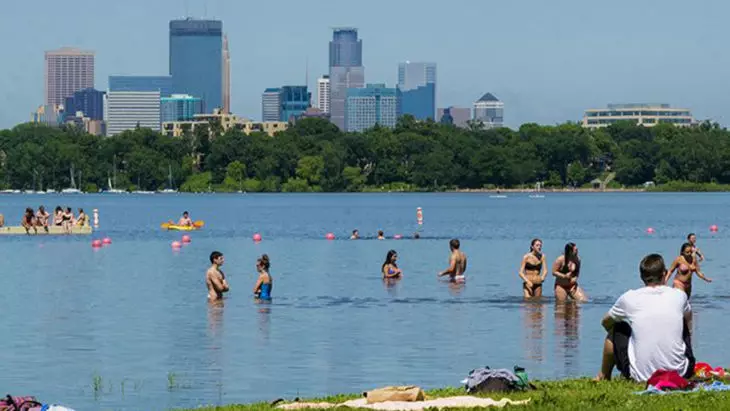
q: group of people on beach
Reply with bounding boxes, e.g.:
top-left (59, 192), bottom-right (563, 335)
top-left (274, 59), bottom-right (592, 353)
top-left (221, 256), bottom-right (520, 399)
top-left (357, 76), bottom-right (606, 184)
top-left (20, 206), bottom-right (88, 234)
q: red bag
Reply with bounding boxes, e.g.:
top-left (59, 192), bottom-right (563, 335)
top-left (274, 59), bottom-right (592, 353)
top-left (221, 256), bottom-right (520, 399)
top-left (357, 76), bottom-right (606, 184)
top-left (647, 370), bottom-right (690, 390)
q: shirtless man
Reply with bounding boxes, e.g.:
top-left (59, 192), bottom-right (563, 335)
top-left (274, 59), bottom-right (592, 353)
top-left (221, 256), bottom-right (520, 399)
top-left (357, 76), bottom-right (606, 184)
top-left (178, 211), bottom-right (193, 227)
top-left (36, 206), bottom-right (50, 233)
top-left (438, 239), bottom-right (467, 282)
top-left (206, 251), bottom-right (230, 302)
top-left (687, 233), bottom-right (704, 263)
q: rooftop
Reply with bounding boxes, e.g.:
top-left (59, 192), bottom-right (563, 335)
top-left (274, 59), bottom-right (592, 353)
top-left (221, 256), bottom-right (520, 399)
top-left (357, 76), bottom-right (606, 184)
top-left (477, 92), bottom-right (500, 102)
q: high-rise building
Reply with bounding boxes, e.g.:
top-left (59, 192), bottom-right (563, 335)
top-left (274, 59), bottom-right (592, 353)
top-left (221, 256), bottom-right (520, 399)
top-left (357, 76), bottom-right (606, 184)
top-left (31, 104), bottom-right (65, 126)
top-left (262, 88), bottom-right (282, 122)
top-left (108, 75), bottom-right (173, 96)
top-left (473, 93), bottom-right (504, 129)
top-left (317, 75), bottom-right (330, 114)
top-left (64, 88), bottom-right (105, 121)
top-left (161, 94), bottom-right (204, 122)
top-left (222, 34), bottom-right (231, 113)
top-left (397, 62), bottom-right (436, 120)
top-left (44, 48), bottom-right (95, 107)
top-left (329, 28), bottom-right (365, 130)
top-left (345, 83), bottom-right (401, 132)
top-left (280, 86), bottom-right (311, 122)
top-left (169, 18), bottom-right (223, 112)
top-left (437, 107), bottom-right (471, 128)
top-left (106, 91), bottom-right (161, 136)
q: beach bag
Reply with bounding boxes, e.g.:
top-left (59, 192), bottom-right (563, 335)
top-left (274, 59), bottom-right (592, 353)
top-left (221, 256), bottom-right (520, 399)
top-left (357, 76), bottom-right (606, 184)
top-left (464, 366), bottom-right (534, 394)
top-left (364, 386), bottom-right (425, 404)
top-left (0, 395), bottom-right (42, 411)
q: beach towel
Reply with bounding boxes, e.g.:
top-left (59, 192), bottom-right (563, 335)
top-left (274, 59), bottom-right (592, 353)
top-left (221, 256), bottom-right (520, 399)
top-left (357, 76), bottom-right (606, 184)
top-left (277, 396), bottom-right (530, 410)
top-left (365, 386), bottom-right (424, 404)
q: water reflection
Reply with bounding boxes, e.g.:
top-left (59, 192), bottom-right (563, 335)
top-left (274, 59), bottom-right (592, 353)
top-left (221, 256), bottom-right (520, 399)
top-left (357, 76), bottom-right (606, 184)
top-left (554, 302), bottom-right (581, 376)
top-left (255, 300), bottom-right (272, 341)
top-left (207, 300), bottom-right (225, 337)
top-left (383, 278), bottom-right (400, 296)
top-left (521, 301), bottom-right (545, 362)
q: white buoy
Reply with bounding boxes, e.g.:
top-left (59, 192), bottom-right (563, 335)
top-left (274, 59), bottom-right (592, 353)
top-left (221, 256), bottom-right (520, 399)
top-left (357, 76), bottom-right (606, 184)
top-left (93, 209), bottom-right (99, 228)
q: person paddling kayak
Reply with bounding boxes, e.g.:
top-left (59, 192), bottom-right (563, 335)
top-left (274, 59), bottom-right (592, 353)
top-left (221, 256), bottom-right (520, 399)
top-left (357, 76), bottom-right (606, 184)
top-left (178, 211), bottom-right (193, 227)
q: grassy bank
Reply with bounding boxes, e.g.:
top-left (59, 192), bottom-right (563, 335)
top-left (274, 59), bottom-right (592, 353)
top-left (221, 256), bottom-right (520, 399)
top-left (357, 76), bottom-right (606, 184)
top-left (177, 379), bottom-right (730, 411)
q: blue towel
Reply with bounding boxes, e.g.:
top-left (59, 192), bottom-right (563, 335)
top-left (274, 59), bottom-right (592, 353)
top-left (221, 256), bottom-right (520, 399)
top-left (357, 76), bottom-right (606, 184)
top-left (635, 381), bottom-right (730, 395)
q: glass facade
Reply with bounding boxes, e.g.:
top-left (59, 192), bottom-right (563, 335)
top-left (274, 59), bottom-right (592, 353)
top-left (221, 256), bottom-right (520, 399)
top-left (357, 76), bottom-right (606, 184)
top-left (345, 83), bottom-right (401, 132)
top-left (109, 76), bottom-right (173, 96)
top-left (280, 86), bottom-right (311, 122)
top-left (161, 94), bottom-right (203, 122)
top-left (329, 28), bottom-right (365, 130)
top-left (169, 19), bottom-right (223, 112)
top-left (64, 88), bottom-right (105, 120)
top-left (397, 62), bottom-right (436, 120)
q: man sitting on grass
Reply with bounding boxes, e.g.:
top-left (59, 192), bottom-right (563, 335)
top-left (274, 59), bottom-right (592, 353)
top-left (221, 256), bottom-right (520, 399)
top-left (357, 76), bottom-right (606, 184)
top-left (597, 253), bottom-right (695, 382)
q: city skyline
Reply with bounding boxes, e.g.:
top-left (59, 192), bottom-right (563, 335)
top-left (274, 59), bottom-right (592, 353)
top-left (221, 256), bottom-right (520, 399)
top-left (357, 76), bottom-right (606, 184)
top-left (2, 0), bottom-right (729, 129)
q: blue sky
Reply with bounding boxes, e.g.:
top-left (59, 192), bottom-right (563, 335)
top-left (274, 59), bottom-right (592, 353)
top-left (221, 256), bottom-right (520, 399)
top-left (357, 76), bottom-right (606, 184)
top-left (2, 0), bottom-right (729, 129)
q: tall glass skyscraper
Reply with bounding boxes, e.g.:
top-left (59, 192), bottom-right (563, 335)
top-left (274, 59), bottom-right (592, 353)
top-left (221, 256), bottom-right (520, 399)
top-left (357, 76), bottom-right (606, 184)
top-left (280, 86), bottom-right (311, 122)
top-left (169, 19), bottom-right (223, 112)
top-left (345, 84), bottom-right (401, 132)
top-left (397, 62), bottom-right (436, 120)
top-left (329, 28), bottom-right (364, 130)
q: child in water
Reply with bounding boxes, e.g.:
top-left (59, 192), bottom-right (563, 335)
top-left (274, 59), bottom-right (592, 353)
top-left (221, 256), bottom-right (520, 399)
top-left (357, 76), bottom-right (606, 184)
top-left (253, 254), bottom-right (273, 300)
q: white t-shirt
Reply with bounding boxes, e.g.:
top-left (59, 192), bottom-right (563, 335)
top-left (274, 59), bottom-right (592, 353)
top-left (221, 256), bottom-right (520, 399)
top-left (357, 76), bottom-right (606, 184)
top-left (607, 285), bottom-right (691, 382)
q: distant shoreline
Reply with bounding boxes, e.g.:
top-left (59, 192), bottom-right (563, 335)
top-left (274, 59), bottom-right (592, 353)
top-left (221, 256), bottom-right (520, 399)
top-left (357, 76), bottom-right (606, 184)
top-left (451, 188), bottom-right (646, 193)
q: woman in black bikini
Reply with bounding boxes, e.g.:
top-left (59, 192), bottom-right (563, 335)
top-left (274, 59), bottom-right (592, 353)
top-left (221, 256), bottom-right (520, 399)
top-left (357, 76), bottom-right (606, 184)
top-left (21, 207), bottom-right (37, 234)
top-left (519, 238), bottom-right (548, 298)
top-left (552, 242), bottom-right (587, 302)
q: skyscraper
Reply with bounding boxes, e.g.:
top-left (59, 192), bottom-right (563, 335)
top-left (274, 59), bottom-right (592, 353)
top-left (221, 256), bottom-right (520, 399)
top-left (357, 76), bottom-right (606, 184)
top-left (345, 83), bottom-right (401, 132)
top-left (222, 34), bottom-right (231, 113)
top-left (169, 18), bottom-right (223, 112)
top-left (280, 86), bottom-right (311, 122)
top-left (262, 88), bottom-right (282, 122)
top-left (106, 91), bottom-right (161, 136)
top-left (317, 75), bottom-right (330, 114)
top-left (161, 94), bottom-right (204, 122)
top-left (397, 62), bottom-right (436, 120)
top-left (473, 93), bottom-right (504, 129)
top-left (329, 28), bottom-right (365, 130)
top-left (64, 88), bottom-right (105, 120)
top-left (44, 48), bottom-right (95, 107)
top-left (108, 75), bottom-right (173, 96)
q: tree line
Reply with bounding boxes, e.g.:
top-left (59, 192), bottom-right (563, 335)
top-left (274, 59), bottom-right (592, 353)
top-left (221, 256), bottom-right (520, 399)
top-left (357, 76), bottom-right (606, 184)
top-left (0, 116), bottom-right (727, 192)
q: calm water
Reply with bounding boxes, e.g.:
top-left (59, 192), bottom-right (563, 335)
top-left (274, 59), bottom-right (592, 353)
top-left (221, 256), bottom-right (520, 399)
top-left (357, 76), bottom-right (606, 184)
top-left (1, 193), bottom-right (729, 410)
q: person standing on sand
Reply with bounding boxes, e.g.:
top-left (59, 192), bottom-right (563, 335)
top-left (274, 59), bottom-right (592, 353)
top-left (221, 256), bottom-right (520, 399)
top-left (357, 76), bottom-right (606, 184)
top-left (206, 251), bottom-right (229, 302)
top-left (438, 239), bottom-right (467, 282)
top-left (596, 254), bottom-right (695, 382)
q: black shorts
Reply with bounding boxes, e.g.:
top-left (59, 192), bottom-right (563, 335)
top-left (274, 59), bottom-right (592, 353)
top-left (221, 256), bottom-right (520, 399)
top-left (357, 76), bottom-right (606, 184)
top-left (608, 321), bottom-right (695, 380)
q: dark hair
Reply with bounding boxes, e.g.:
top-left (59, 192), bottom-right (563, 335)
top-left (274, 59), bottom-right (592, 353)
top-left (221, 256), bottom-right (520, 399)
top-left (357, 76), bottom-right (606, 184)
top-left (25, 207), bottom-right (33, 214)
top-left (681, 242), bottom-right (693, 254)
top-left (563, 242), bottom-right (576, 263)
top-left (414, 232), bottom-right (420, 239)
top-left (183, 211), bottom-right (189, 216)
top-left (352, 229), bottom-right (358, 234)
top-left (55, 206), bottom-right (62, 213)
top-left (640, 254), bottom-right (666, 285)
top-left (39, 205), bottom-right (45, 211)
top-left (78, 208), bottom-right (84, 213)
top-left (66, 207), bottom-right (72, 213)
top-left (378, 230), bottom-right (384, 236)
top-left (687, 233), bottom-right (696, 240)
top-left (210, 251), bottom-right (223, 263)
top-left (449, 239), bottom-right (460, 250)
top-left (382, 250), bottom-right (398, 271)
top-left (530, 238), bottom-right (542, 252)
top-left (258, 254), bottom-right (270, 271)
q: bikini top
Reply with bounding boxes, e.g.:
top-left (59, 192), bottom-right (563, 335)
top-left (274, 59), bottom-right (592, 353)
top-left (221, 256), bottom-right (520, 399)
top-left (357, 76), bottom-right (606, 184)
top-left (525, 254), bottom-right (542, 271)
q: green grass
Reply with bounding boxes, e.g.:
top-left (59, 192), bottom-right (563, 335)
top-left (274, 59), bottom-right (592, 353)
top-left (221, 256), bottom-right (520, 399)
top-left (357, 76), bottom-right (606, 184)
top-left (174, 379), bottom-right (730, 411)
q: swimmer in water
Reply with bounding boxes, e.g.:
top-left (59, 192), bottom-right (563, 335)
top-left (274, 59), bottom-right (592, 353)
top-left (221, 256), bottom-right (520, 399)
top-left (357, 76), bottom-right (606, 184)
top-left (206, 251), bottom-right (230, 302)
top-left (438, 239), bottom-right (467, 282)
top-left (377, 230), bottom-right (385, 240)
top-left (687, 233), bottom-right (704, 262)
top-left (382, 250), bottom-right (402, 279)
top-left (21, 207), bottom-right (37, 234)
top-left (350, 229), bottom-right (360, 240)
top-left (664, 242), bottom-right (712, 298)
top-left (552, 242), bottom-right (587, 302)
top-left (413, 232), bottom-right (420, 239)
top-left (253, 254), bottom-right (273, 300)
top-left (520, 238), bottom-right (548, 298)
top-left (36, 206), bottom-right (50, 233)
top-left (178, 211), bottom-right (193, 227)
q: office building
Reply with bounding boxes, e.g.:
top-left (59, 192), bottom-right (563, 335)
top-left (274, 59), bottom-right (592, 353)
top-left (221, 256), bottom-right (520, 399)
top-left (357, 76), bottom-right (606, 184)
top-left (161, 94), bottom-right (204, 122)
top-left (65, 112), bottom-right (106, 136)
top-left (345, 83), bottom-right (401, 132)
top-left (64, 88), bottom-right (105, 121)
top-left (106, 91), bottom-right (161, 136)
top-left (329, 28), bottom-right (365, 130)
top-left (397, 62), bottom-right (436, 120)
top-left (108, 75), bottom-right (173, 96)
top-left (473, 92), bottom-right (504, 129)
top-left (222, 34), bottom-right (231, 113)
top-left (44, 48), bottom-right (95, 107)
top-left (162, 109), bottom-right (288, 138)
top-left (582, 104), bottom-right (694, 128)
top-left (262, 88), bottom-right (282, 122)
top-left (317, 75), bottom-right (330, 113)
top-left (280, 86), bottom-right (311, 122)
top-left (437, 107), bottom-right (471, 127)
top-left (31, 104), bottom-right (65, 126)
top-left (169, 18), bottom-right (223, 112)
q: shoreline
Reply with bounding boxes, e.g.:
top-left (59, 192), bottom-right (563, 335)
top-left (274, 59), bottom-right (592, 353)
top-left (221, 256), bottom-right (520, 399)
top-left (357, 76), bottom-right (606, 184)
top-left (176, 378), bottom-right (730, 411)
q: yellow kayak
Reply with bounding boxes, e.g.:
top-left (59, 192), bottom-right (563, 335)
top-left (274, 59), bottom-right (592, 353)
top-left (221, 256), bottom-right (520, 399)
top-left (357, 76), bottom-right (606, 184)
top-left (161, 220), bottom-right (204, 231)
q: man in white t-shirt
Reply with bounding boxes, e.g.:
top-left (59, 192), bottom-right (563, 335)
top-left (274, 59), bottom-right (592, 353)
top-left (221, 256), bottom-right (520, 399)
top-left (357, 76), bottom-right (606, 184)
top-left (596, 253), bottom-right (695, 382)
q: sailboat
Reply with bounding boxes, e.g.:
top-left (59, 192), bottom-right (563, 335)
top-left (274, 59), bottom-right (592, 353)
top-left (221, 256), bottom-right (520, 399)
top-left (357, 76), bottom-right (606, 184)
top-left (158, 164), bottom-right (178, 194)
top-left (61, 165), bottom-right (82, 194)
top-left (529, 182), bottom-right (545, 198)
top-left (105, 156), bottom-right (126, 193)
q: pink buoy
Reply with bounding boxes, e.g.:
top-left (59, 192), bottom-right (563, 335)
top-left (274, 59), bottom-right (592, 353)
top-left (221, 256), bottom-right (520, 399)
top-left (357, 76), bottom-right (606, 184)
top-left (253, 233), bottom-right (262, 242)
top-left (171, 241), bottom-right (182, 249)
top-left (710, 225), bottom-right (719, 233)
top-left (102, 237), bottom-right (112, 245)
top-left (394, 234), bottom-right (403, 240)
top-left (182, 235), bottom-right (191, 243)
top-left (326, 232), bottom-right (335, 240)
top-left (646, 227), bottom-right (655, 234)
top-left (91, 239), bottom-right (103, 248)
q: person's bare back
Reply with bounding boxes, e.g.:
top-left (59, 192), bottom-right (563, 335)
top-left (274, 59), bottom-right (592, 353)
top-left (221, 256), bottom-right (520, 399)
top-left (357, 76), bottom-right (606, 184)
top-left (439, 239), bottom-right (467, 281)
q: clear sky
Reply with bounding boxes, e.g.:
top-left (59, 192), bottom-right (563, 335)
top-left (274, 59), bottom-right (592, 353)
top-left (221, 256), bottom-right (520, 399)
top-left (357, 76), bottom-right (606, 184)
top-left (2, 0), bottom-right (729, 129)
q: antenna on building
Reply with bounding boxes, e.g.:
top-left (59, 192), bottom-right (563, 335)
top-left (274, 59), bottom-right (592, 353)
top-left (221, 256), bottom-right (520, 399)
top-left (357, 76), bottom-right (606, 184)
top-left (305, 57), bottom-right (309, 89)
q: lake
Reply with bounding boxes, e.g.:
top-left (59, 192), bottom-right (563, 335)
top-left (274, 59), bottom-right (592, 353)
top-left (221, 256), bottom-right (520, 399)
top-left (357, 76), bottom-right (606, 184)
top-left (0, 193), bottom-right (728, 410)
